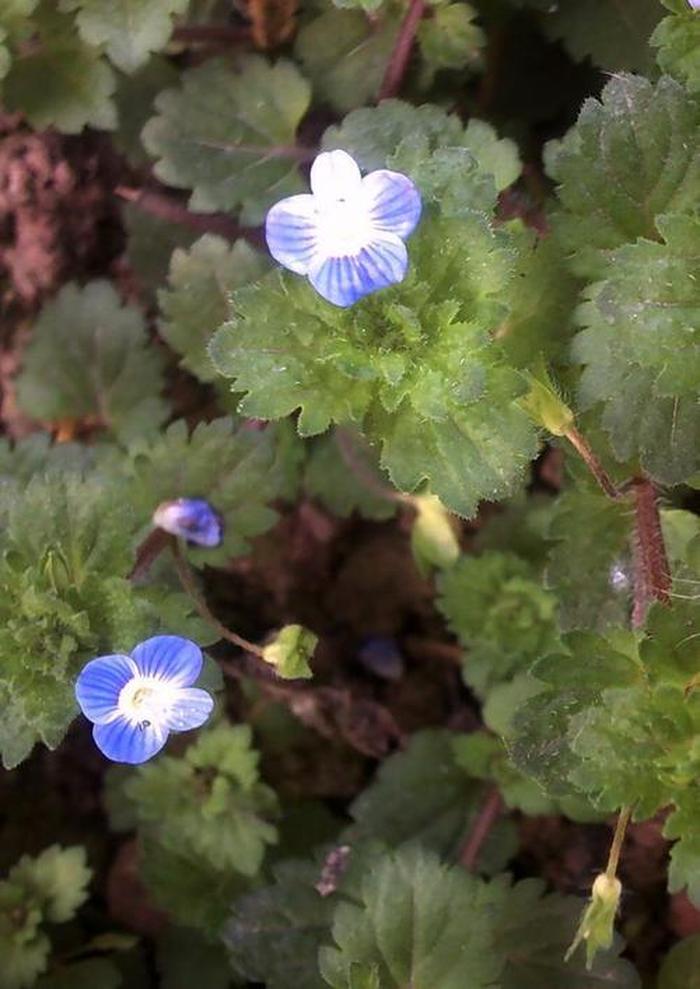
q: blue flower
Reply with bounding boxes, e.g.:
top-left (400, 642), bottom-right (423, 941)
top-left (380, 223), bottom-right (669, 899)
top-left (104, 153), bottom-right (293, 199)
top-left (153, 498), bottom-right (223, 547)
top-left (75, 636), bottom-right (214, 764)
top-left (265, 149), bottom-right (422, 308)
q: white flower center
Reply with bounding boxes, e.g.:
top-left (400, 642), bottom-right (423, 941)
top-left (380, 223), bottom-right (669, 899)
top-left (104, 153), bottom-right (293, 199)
top-left (118, 676), bottom-right (176, 729)
top-left (314, 195), bottom-right (375, 259)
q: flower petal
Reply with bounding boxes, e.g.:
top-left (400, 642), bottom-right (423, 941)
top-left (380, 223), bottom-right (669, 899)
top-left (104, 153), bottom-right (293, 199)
top-left (265, 194), bottom-right (319, 275)
top-left (153, 498), bottom-right (223, 548)
top-left (131, 636), bottom-right (203, 687)
top-left (165, 687), bottom-right (214, 733)
top-left (75, 655), bottom-right (137, 725)
top-left (93, 717), bottom-right (169, 764)
top-left (308, 233), bottom-right (407, 307)
top-left (362, 169), bottom-right (422, 240)
top-left (310, 150), bottom-right (362, 202)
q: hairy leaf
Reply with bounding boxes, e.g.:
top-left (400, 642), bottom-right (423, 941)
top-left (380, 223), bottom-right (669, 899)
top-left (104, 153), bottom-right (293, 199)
top-left (304, 433), bottom-right (397, 521)
top-left (546, 74), bottom-right (700, 279)
top-left (573, 213), bottom-right (700, 484)
top-left (16, 281), bottom-right (168, 443)
top-left (142, 56), bottom-right (311, 224)
top-left (657, 934), bottom-right (700, 989)
top-left (62, 0), bottom-right (189, 73)
top-left (416, 3), bottom-right (484, 87)
top-left (159, 235), bottom-right (268, 383)
top-left (652, 0), bottom-right (700, 95)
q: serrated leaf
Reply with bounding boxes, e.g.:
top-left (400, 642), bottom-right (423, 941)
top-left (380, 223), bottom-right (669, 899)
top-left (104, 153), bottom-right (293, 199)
top-left (122, 202), bottom-right (197, 295)
top-left (225, 859), bottom-right (334, 989)
top-left (454, 731), bottom-right (557, 816)
top-left (546, 74), bottom-right (700, 280)
top-left (0, 0), bottom-right (39, 80)
top-left (436, 551), bottom-right (559, 696)
top-left (573, 213), bottom-right (700, 485)
top-left (319, 845), bottom-right (504, 989)
top-left (652, 0), bottom-right (700, 95)
top-left (16, 281), bottom-right (168, 444)
top-left (665, 788), bottom-right (700, 907)
top-left (535, 0), bottom-right (661, 74)
top-left (416, 2), bottom-right (484, 87)
top-left (262, 624), bottom-right (318, 679)
top-left (159, 235), bottom-right (269, 383)
top-left (544, 487), bottom-right (633, 632)
top-left (658, 934), bottom-right (700, 989)
top-left (36, 959), bottom-right (122, 989)
top-left (113, 55), bottom-right (180, 165)
top-left (304, 433), bottom-right (397, 521)
top-left (9, 846), bottom-right (91, 924)
top-left (2, 8), bottom-right (116, 132)
top-left (323, 102), bottom-right (520, 213)
top-left (494, 876), bottom-right (639, 988)
top-left (125, 417), bottom-right (298, 565)
top-left (210, 212), bottom-right (538, 518)
top-left (142, 56), bottom-right (311, 224)
top-left (157, 927), bottom-right (234, 989)
top-left (295, 5), bottom-right (400, 113)
top-left (62, 0), bottom-right (189, 73)
top-left (348, 730), bottom-right (517, 872)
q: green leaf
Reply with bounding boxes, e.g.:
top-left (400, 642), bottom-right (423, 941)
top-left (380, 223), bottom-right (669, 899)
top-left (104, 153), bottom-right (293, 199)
top-left (9, 845), bottom-right (91, 923)
top-left (535, 0), bottom-right (662, 74)
top-left (0, 433), bottom-right (95, 484)
top-left (210, 212), bottom-right (538, 518)
top-left (0, 0), bottom-right (38, 79)
top-left (544, 487), bottom-right (633, 632)
top-left (454, 731), bottom-right (557, 817)
top-left (304, 433), bottom-right (397, 521)
top-left (409, 494), bottom-right (460, 575)
top-left (573, 213), bottom-right (700, 485)
top-left (436, 551), bottom-right (559, 696)
top-left (122, 202), bottom-right (197, 295)
top-left (142, 56), bottom-right (311, 224)
top-left (157, 927), bottom-right (234, 989)
top-left (125, 417), bottom-right (299, 565)
top-left (262, 625), bottom-right (318, 679)
top-left (323, 101), bottom-right (520, 212)
top-left (348, 730), bottom-right (516, 871)
top-left (36, 959), bottom-right (122, 989)
top-left (113, 55), bottom-right (180, 165)
top-left (225, 859), bottom-right (335, 989)
top-left (295, 5), bottom-right (400, 113)
top-left (158, 235), bottom-right (269, 383)
top-left (665, 788), bottom-right (700, 907)
top-left (494, 876), bottom-right (639, 988)
top-left (416, 3), bottom-right (484, 87)
top-left (62, 0), bottom-right (189, 73)
top-left (658, 934), bottom-right (700, 989)
top-left (546, 74), bottom-right (700, 280)
top-left (2, 8), bottom-right (116, 132)
top-left (319, 845), bottom-right (504, 989)
top-left (0, 472), bottom-right (207, 767)
top-left (652, 0), bottom-right (700, 95)
top-left (16, 281), bottom-right (168, 443)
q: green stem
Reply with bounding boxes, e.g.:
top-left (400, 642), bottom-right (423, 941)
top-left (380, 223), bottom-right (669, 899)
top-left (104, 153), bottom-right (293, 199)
top-left (563, 426), bottom-right (619, 501)
top-left (605, 806), bottom-right (632, 881)
top-left (170, 539), bottom-right (264, 658)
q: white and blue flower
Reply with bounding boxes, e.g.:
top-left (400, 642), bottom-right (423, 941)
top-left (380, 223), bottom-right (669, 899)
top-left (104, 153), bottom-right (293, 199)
top-left (153, 498), bottom-right (223, 548)
top-left (265, 149), bottom-right (422, 308)
top-left (75, 636), bottom-right (214, 764)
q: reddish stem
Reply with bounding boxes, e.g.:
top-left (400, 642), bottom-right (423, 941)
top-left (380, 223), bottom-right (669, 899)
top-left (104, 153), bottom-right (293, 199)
top-left (459, 786), bottom-right (503, 871)
top-left (631, 477), bottom-right (671, 628)
top-left (128, 527), bottom-right (171, 582)
top-left (116, 185), bottom-right (261, 245)
top-left (564, 426), bottom-right (619, 501)
top-left (172, 24), bottom-right (252, 45)
top-left (378, 0), bottom-right (427, 101)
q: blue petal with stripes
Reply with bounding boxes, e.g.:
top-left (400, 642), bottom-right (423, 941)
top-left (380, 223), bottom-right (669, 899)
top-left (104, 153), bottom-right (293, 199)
top-left (93, 718), bottom-right (169, 764)
top-left (153, 498), bottom-right (223, 548)
top-left (74, 655), bottom-right (136, 724)
top-left (131, 635), bottom-right (202, 686)
top-left (265, 149), bottom-right (421, 308)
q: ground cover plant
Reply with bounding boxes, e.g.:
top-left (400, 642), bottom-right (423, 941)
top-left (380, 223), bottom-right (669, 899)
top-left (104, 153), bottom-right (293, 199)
top-left (0, 0), bottom-right (699, 985)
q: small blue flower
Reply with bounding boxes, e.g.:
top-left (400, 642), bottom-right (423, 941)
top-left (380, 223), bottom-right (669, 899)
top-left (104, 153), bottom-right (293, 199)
top-left (75, 636), bottom-right (214, 764)
top-left (265, 149), bottom-right (422, 308)
top-left (153, 498), bottom-right (223, 547)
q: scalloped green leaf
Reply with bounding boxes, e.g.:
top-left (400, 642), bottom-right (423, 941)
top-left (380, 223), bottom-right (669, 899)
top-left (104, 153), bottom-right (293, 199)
top-left (142, 56), bottom-right (311, 224)
top-left (16, 281), bottom-right (168, 443)
top-left (652, 0), bottom-right (700, 94)
top-left (546, 74), bottom-right (700, 280)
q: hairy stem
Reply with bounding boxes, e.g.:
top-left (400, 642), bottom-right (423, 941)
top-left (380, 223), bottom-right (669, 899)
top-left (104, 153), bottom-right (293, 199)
top-left (563, 426), bottom-right (619, 500)
top-left (605, 805), bottom-right (632, 881)
top-left (170, 539), bottom-right (265, 657)
top-left (631, 477), bottom-right (671, 628)
top-left (459, 786), bottom-right (503, 871)
top-left (378, 0), bottom-right (426, 101)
